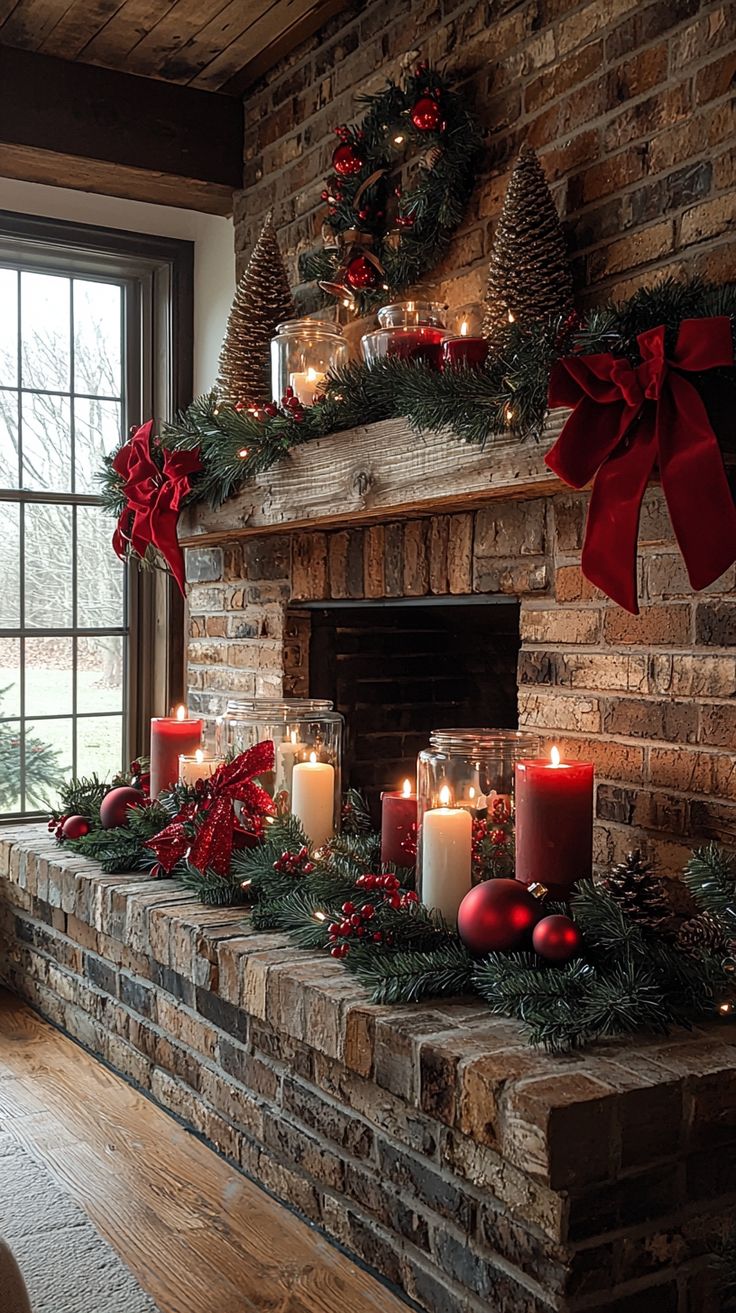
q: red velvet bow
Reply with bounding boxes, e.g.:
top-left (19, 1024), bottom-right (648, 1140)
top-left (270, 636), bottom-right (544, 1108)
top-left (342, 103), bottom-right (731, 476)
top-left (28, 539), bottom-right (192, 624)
top-left (112, 421), bottom-right (201, 595)
top-left (545, 318), bottom-right (736, 613)
top-left (147, 740), bottom-right (276, 877)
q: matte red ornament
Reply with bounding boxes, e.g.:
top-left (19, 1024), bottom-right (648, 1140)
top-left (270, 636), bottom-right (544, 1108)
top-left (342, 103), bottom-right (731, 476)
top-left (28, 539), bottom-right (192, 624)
top-left (457, 879), bottom-right (543, 955)
top-left (532, 914), bottom-right (582, 963)
top-left (332, 142), bottom-right (364, 177)
top-left (411, 96), bottom-right (441, 131)
top-left (100, 785), bottom-right (145, 829)
top-left (61, 814), bottom-right (91, 841)
top-left (345, 255), bottom-right (378, 289)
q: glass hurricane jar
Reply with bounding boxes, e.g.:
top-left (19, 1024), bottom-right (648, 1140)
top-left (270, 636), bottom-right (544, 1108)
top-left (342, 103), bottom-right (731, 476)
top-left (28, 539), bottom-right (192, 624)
top-left (361, 301), bottom-right (451, 370)
top-left (217, 698), bottom-right (344, 847)
top-left (416, 729), bottom-right (541, 923)
top-left (270, 318), bottom-right (349, 406)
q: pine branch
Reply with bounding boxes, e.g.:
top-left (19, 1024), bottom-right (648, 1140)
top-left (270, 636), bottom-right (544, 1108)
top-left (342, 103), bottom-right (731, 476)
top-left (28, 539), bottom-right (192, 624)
top-left (683, 844), bottom-right (736, 933)
top-left (347, 942), bottom-right (474, 1004)
top-left (181, 865), bottom-right (246, 907)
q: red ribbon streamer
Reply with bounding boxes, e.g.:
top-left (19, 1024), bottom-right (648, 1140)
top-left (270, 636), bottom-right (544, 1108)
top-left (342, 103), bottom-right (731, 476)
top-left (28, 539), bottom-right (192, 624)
top-left (112, 421), bottom-right (201, 595)
top-left (545, 317), bottom-right (736, 613)
top-left (147, 740), bottom-right (276, 877)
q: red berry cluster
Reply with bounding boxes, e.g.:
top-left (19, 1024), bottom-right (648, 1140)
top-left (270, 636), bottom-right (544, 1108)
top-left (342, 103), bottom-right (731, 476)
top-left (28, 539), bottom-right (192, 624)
top-left (48, 813), bottom-right (67, 842)
top-left (327, 900), bottom-right (380, 958)
top-left (280, 386), bottom-right (306, 423)
top-left (356, 870), bottom-right (419, 910)
top-left (273, 845), bottom-right (315, 877)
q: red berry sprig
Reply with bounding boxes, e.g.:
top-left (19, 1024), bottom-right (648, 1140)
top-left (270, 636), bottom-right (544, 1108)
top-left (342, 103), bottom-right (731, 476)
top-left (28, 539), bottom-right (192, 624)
top-left (48, 813), bottom-right (68, 842)
top-left (327, 876), bottom-right (419, 958)
top-left (273, 845), bottom-right (315, 877)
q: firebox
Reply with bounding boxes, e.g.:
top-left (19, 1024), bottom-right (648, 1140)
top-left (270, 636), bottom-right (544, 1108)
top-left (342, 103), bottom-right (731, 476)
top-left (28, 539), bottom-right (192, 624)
top-left (289, 598), bottom-right (521, 816)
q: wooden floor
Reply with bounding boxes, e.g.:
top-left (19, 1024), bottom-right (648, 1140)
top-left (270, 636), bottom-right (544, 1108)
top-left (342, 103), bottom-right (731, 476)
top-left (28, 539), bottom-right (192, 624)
top-left (0, 990), bottom-right (409, 1313)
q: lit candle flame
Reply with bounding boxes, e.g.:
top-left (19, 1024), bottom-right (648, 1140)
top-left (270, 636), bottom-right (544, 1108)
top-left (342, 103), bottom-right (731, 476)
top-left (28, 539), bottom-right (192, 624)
top-left (195, 748), bottom-right (204, 764)
top-left (306, 367), bottom-right (318, 382)
top-left (402, 778), bottom-right (412, 797)
top-left (175, 704), bottom-right (186, 721)
top-left (550, 745), bottom-right (561, 767)
top-left (439, 784), bottom-right (452, 807)
top-left (309, 751), bottom-right (317, 765)
top-left (460, 320), bottom-right (468, 337)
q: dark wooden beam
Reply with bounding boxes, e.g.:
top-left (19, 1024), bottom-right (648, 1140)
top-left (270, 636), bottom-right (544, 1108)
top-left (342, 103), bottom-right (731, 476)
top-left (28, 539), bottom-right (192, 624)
top-left (0, 45), bottom-right (243, 213)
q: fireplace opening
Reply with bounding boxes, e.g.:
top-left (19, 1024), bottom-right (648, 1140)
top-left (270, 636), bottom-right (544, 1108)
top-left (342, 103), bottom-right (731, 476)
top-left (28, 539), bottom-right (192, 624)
top-left (288, 598), bottom-right (521, 816)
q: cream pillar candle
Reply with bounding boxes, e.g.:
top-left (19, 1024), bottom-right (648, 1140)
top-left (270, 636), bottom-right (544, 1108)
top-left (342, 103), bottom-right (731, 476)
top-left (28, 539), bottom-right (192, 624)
top-left (276, 729), bottom-right (301, 799)
top-left (289, 366), bottom-right (325, 407)
top-left (179, 748), bottom-right (222, 788)
top-left (291, 751), bottom-right (335, 847)
top-left (421, 785), bottom-right (473, 923)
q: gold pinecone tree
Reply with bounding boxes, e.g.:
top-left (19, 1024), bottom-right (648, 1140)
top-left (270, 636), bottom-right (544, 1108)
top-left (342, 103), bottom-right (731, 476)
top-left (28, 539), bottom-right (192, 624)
top-left (482, 143), bottom-right (574, 348)
top-left (217, 212), bottom-right (295, 408)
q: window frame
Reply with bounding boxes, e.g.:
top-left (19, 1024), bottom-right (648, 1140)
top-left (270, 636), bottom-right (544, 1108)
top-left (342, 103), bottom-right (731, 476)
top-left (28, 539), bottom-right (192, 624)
top-left (0, 209), bottom-right (193, 821)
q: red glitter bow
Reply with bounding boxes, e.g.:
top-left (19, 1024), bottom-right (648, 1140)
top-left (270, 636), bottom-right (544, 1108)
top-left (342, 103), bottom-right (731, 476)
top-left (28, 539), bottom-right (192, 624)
top-left (545, 317), bottom-right (736, 614)
top-left (112, 420), bottom-right (201, 595)
top-left (147, 740), bottom-right (276, 877)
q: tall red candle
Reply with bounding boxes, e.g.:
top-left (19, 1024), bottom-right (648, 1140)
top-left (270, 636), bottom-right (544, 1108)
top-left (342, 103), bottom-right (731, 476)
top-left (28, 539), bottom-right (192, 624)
top-left (381, 780), bottom-right (417, 868)
top-left (515, 747), bottom-right (594, 897)
top-left (150, 707), bottom-right (204, 798)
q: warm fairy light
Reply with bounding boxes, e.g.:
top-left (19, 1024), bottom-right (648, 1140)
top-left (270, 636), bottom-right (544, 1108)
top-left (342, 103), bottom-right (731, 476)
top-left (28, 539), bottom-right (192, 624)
top-left (468, 786), bottom-right (476, 800)
top-left (309, 751), bottom-right (318, 764)
top-left (550, 745), bottom-right (561, 768)
top-left (460, 320), bottom-right (468, 337)
top-left (195, 748), bottom-right (204, 764)
top-left (175, 704), bottom-right (186, 721)
top-left (720, 1001), bottom-right (732, 1014)
top-left (238, 448), bottom-right (249, 458)
top-left (504, 405), bottom-right (514, 423)
top-left (507, 309), bottom-right (515, 323)
top-left (393, 133), bottom-right (405, 145)
top-left (439, 784), bottom-right (452, 807)
top-left (313, 910), bottom-right (327, 922)
top-left (402, 778), bottom-right (412, 797)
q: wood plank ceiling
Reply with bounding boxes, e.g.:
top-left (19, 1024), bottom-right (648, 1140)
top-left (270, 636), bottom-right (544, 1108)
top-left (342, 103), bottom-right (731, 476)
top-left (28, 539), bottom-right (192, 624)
top-left (0, 0), bottom-right (346, 92)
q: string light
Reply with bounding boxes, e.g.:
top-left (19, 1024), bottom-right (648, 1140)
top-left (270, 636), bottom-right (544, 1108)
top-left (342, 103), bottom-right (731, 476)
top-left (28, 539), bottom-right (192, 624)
top-left (507, 309), bottom-right (515, 323)
top-left (313, 910), bottom-right (327, 922)
top-left (504, 404), bottom-right (514, 423)
top-left (393, 133), bottom-right (405, 145)
top-left (238, 448), bottom-right (249, 458)
top-left (719, 1001), bottom-right (732, 1014)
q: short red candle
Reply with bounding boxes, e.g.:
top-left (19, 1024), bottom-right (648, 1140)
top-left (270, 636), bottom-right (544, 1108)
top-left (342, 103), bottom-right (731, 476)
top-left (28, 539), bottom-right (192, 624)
top-left (384, 327), bottom-right (447, 370)
top-left (442, 337), bottom-right (488, 370)
top-left (150, 709), bottom-right (204, 798)
top-left (381, 783), bottom-right (418, 868)
top-left (514, 749), bottom-right (594, 898)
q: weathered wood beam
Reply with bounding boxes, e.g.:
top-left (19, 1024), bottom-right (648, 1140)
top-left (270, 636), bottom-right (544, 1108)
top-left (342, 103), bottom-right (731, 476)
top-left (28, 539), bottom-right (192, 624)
top-left (0, 46), bottom-right (243, 214)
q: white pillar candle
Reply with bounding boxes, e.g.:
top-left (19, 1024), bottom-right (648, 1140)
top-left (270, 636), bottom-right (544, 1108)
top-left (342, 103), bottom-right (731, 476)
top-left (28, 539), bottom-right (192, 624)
top-left (289, 366), bottom-right (325, 406)
top-left (178, 748), bottom-right (222, 788)
top-left (421, 785), bottom-right (473, 923)
top-left (291, 751), bottom-right (335, 847)
top-left (276, 729), bottom-right (301, 799)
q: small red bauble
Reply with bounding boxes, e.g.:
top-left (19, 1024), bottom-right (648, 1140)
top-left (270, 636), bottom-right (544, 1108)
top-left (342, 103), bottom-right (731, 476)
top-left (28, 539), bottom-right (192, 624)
top-left (411, 96), bottom-right (441, 132)
top-left (99, 785), bottom-right (145, 830)
top-left (345, 255), bottom-right (377, 289)
top-left (332, 142), bottom-right (364, 177)
top-left (61, 814), bottom-right (90, 841)
top-left (457, 879), bottom-right (542, 955)
top-left (532, 914), bottom-right (582, 964)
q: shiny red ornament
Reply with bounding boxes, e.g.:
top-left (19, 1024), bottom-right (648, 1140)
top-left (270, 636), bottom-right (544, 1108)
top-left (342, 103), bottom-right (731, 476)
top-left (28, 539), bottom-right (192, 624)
top-left (345, 255), bottom-right (377, 289)
top-left (457, 879), bottom-right (542, 955)
top-left (411, 95), bottom-right (441, 131)
top-left (61, 814), bottom-right (90, 841)
top-left (100, 785), bottom-right (145, 829)
top-left (332, 142), bottom-right (364, 177)
top-left (532, 914), bottom-right (582, 963)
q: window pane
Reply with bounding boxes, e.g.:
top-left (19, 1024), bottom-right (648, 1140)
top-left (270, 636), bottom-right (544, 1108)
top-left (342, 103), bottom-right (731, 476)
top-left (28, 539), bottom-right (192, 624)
top-left (21, 272), bottom-right (70, 392)
top-left (77, 714), bottom-right (122, 780)
top-left (75, 397), bottom-right (122, 494)
top-left (22, 392), bottom-right (72, 492)
top-left (74, 280), bottom-right (122, 397)
top-left (25, 717), bottom-right (70, 810)
top-left (0, 390), bottom-right (19, 487)
top-left (77, 504), bottom-right (124, 627)
top-left (0, 639), bottom-right (21, 717)
top-left (0, 270), bottom-right (18, 387)
top-left (77, 635), bottom-right (123, 713)
top-left (25, 502), bottom-right (73, 628)
top-left (0, 720), bottom-right (22, 813)
top-left (25, 636), bottom-right (73, 717)
top-left (0, 502), bottom-right (20, 626)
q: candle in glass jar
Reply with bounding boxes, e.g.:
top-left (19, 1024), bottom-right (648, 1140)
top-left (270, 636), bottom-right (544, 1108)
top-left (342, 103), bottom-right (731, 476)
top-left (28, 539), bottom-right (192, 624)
top-left (276, 729), bottom-right (301, 798)
top-left (291, 751), bottom-right (335, 847)
top-left (515, 746), bottom-right (594, 897)
top-left (289, 366), bottom-right (325, 406)
top-left (381, 778), bottom-right (417, 868)
top-left (421, 785), bottom-right (473, 923)
top-left (150, 705), bottom-right (204, 798)
top-left (442, 319), bottom-right (489, 371)
top-left (179, 748), bottom-right (222, 788)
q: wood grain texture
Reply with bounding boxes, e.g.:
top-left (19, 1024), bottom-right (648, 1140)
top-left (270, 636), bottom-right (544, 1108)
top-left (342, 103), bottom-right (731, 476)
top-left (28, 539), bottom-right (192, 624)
top-left (178, 413), bottom-right (568, 546)
top-left (0, 991), bottom-right (408, 1313)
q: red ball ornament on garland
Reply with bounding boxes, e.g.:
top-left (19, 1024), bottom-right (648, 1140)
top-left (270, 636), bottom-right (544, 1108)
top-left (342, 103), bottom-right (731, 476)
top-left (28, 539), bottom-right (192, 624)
top-left (532, 914), bottom-right (582, 964)
top-left (345, 255), bottom-right (378, 289)
top-left (332, 141), bottom-right (364, 177)
top-left (457, 879), bottom-right (543, 955)
top-left (411, 96), bottom-right (441, 132)
top-left (100, 785), bottom-right (145, 830)
top-left (61, 814), bottom-right (90, 841)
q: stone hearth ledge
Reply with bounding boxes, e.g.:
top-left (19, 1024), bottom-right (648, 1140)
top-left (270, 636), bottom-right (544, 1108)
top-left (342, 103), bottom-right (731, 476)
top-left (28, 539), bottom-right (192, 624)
top-left (1, 825), bottom-right (734, 1312)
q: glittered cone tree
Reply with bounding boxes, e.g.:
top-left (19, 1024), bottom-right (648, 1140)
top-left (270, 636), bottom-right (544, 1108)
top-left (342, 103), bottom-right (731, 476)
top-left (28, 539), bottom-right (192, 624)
top-left (216, 211), bottom-right (295, 408)
top-left (482, 143), bottom-right (574, 348)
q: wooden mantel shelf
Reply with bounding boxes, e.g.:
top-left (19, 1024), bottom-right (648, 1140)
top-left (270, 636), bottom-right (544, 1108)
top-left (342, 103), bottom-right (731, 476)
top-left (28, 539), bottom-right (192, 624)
top-left (178, 412), bottom-right (568, 546)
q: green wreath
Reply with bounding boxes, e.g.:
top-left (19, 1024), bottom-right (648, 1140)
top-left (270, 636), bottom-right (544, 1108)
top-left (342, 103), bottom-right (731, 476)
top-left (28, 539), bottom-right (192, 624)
top-left (299, 63), bottom-right (483, 312)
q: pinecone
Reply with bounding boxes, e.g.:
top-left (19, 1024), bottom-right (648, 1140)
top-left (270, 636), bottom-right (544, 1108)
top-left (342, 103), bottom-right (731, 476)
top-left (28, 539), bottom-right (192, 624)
top-left (216, 211), bottom-right (294, 408)
top-left (602, 850), bottom-right (673, 933)
top-left (677, 911), bottom-right (730, 957)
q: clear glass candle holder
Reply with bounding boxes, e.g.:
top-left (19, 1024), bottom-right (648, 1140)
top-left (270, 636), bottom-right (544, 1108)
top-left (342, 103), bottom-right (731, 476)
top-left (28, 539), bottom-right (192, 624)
top-left (416, 729), bottom-right (541, 922)
top-left (217, 698), bottom-right (344, 846)
top-left (361, 301), bottom-right (451, 370)
top-left (270, 318), bottom-right (349, 406)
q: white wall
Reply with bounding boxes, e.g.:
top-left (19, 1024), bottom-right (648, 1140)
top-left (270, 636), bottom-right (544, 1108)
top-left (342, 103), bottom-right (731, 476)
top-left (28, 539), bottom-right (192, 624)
top-left (0, 178), bottom-right (235, 398)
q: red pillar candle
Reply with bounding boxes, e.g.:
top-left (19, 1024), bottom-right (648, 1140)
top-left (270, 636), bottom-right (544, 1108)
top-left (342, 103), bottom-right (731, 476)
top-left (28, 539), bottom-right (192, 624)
top-left (384, 327), bottom-right (447, 370)
top-left (515, 746), bottom-right (594, 898)
top-left (150, 706), bottom-right (204, 798)
top-left (441, 337), bottom-right (489, 370)
top-left (381, 779), bottom-right (418, 868)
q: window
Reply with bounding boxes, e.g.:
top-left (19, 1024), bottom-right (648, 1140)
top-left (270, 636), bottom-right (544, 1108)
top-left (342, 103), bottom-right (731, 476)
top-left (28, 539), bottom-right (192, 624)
top-left (0, 214), bottom-right (193, 820)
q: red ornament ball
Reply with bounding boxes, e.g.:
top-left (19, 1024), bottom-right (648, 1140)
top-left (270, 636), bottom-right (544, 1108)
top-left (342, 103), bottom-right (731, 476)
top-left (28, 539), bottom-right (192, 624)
top-left (332, 141), bottom-right (364, 177)
top-left (411, 95), bottom-right (441, 132)
top-left (100, 785), bottom-right (145, 830)
top-left (61, 814), bottom-right (90, 841)
top-left (458, 879), bottom-right (542, 955)
top-left (345, 255), bottom-right (378, 289)
top-left (532, 914), bottom-right (582, 963)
